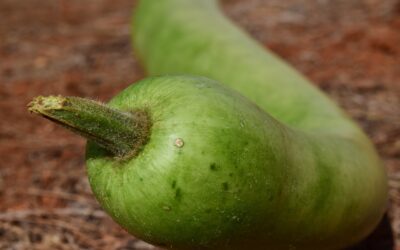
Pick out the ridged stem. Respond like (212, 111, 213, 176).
(28, 95, 150, 158)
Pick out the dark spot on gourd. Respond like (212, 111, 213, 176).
(222, 182, 229, 191)
(175, 188, 182, 200)
(139, 177, 143, 182)
(205, 208, 212, 214)
(171, 180, 177, 189)
(210, 163, 218, 171)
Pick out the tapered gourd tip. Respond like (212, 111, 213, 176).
(28, 95, 68, 114)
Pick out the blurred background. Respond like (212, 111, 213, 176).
(0, 0, 399, 249)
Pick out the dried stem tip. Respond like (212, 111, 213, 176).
(28, 95, 67, 113)
(28, 95, 150, 158)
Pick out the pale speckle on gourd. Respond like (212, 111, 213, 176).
(239, 120, 245, 128)
(174, 138, 184, 148)
(162, 205, 171, 211)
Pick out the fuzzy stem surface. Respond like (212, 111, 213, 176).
(28, 95, 150, 158)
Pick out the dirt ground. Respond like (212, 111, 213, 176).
(0, 0, 399, 249)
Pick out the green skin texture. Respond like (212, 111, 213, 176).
(86, 0, 388, 249)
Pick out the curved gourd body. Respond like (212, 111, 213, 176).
(85, 1, 387, 250)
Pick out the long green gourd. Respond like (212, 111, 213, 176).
(132, 0, 387, 247)
(28, 0, 388, 249)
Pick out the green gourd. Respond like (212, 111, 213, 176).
(29, 0, 388, 249)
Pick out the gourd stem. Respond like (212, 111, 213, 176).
(28, 95, 150, 158)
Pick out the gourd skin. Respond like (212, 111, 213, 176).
(132, 0, 349, 133)
(86, 77, 385, 250)
(85, 0, 387, 250)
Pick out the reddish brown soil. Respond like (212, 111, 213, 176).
(1, 0, 399, 249)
